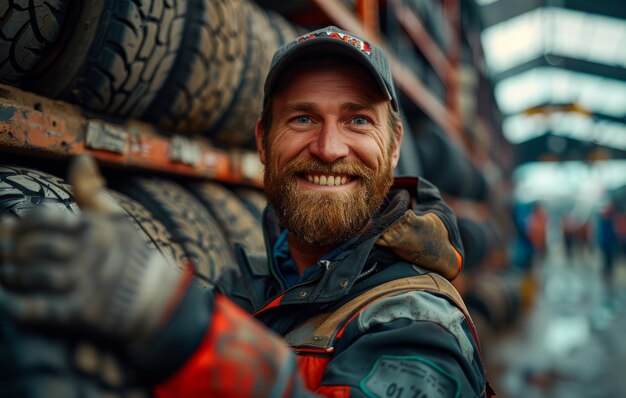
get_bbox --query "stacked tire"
[410,119,489,201]
[0,0,70,84]
[463,270,523,348]
[22,0,188,118]
[0,165,265,288]
[0,0,304,148]
[142,0,248,139]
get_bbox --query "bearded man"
[0,27,492,397]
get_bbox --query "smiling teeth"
[306,175,349,186]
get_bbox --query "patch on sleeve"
[357,291,474,362]
[360,356,460,398]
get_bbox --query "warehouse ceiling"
[476,0,626,160]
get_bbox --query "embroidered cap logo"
[296,30,372,56]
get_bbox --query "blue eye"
[295,116,311,124]
[352,116,369,125]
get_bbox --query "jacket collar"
[262,186,411,304]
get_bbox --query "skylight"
[503,112,626,149]
[514,160,626,203]
[480,6,626,146]
[482,7,626,74]
[495,68,626,118]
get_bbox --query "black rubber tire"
[26,0,187,119]
[0,319,151,397]
[209,0,281,149]
[458,218,489,272]
[234,187,266,223]
[267,9,304,45]
[464,272,522,331]
[0,0,70,84]
[106,189,187,271]
[187,181,265,254]
[0,165,79,217]
[254,0,355,15]
[143,0,247,136]
[114,177,236,287]
[0,165,188,270]
[413,120,488,200]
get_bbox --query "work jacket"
[230,177,489,397]
[152,177,491,398]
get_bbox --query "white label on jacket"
[361,356,460,398]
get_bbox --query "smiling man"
[0,26,492,397]
[221,26,491,397]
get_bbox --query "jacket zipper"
[275,259,333,301]
[255,261,330,316]
[264,221,333,292]
[355,261,378,282]
[309,260,334,300]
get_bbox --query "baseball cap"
[263,26,399,112]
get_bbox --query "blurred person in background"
[0,26,492,397]
[614,209,626,262]
[527,202,548,263]
[597,201,618,285]
[511,201,536,272]
[562,212,592,261]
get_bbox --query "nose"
[309,123,350,163]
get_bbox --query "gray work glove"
[0,156,213,387]
[0,155,204,372]
[0,208,190,350]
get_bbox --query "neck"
[285,217,374,274]
[287,233,336,275]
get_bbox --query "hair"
[260,55,401,153]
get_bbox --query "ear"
[255,118,266,165]
[390,120,404,169]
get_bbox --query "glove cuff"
[130,278,212,385]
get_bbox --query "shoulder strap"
[285,273,494,397]
[285,273,478,351]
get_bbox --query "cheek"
[269,131,312,164]
[351,139,387,170]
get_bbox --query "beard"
[264,155,394,246]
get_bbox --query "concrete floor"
[481,246,626,398]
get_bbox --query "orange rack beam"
[389,0,453,82]
[0,84,263,187]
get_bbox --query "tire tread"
[70,0,187,118]
[0,0,69,83]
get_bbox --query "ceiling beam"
[492,54,626,82]
[561,0,626,20]
[478,0,544,28]
[478,0,626,28]
[592,113,626,125]
[514,133,626,164]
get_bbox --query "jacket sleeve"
[148,292,317,398]
[312,291,488,398]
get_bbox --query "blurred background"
[1,0,625,396]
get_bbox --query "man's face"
[256,63,402,246]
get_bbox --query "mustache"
[282,157,372,178]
